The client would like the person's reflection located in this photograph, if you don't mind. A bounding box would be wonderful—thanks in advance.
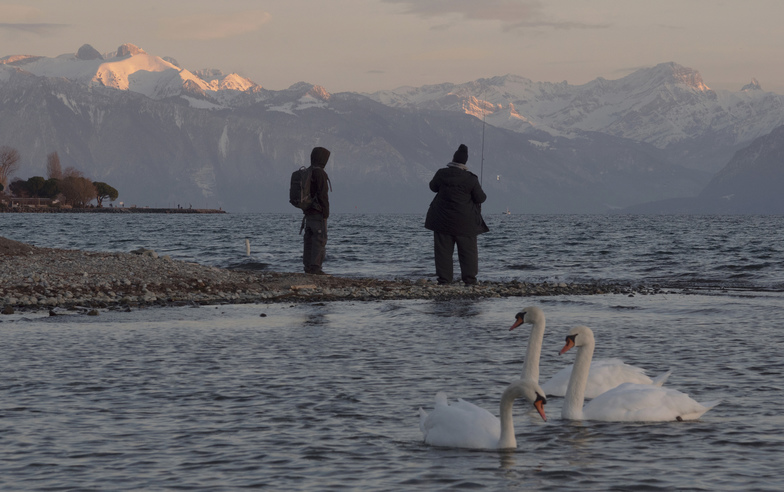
[430,300,483,318]
[303,311,328,327]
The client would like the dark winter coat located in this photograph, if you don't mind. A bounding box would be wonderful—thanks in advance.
[425,165,489,237]
[305,147,331,219]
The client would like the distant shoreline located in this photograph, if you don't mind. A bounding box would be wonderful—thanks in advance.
[0,207,226,214]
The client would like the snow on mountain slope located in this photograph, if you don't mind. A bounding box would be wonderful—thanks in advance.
[0,63,15,83]
[0,44,260,107]
[194,69,256,92]
[367,62,784,153]
[0,46,745,213]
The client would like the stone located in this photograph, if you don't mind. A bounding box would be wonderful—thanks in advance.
[76,44,103,61]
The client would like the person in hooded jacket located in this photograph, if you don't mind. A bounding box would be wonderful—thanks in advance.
[303,146,331,275]
[425,144,489,285]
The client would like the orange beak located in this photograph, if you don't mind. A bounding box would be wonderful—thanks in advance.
[509,317,524,331]
[534,397,547,421]
[559,338,575,355]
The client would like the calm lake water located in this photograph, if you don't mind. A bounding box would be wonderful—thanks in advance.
[1,213,783,490]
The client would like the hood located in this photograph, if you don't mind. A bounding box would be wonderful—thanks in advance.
[311,147,330,168]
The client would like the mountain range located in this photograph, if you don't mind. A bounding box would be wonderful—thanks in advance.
[1,43,782,214]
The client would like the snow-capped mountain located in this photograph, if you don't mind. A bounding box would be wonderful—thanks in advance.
[368,63,784,173]
[1,43,261,108]
[0,44,781,213]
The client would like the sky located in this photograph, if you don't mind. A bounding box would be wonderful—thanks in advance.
[2,0,784,94]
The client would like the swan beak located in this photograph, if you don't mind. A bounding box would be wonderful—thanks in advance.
[534,396,547,421]
[559,338,575,355]
[509,317,524,331]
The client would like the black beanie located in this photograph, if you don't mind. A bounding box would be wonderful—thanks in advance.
[452,144,468,164]
[311,147,331,167]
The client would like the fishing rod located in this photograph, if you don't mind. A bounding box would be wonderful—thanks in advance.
[480,109,486,185]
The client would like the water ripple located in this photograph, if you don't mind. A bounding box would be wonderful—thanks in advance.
[2,213,784,290]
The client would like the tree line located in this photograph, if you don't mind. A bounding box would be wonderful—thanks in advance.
[0,146,118,208]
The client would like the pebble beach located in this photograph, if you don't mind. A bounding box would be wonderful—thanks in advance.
[1,236,668,315]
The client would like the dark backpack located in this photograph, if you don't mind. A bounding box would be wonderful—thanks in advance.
[289,166,315,210]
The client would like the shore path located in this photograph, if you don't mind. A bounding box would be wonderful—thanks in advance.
[1,236,661,314]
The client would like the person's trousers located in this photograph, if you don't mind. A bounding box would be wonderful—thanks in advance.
[303,215,327,272]
[433,232,478,284]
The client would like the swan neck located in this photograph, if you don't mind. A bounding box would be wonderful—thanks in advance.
[521,319,545,383]
[497,386,518,449]
[562,339,594,420]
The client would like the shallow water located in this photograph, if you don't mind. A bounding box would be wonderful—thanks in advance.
[2,213,784,290]
[2,292,782,491]
[2,213,782,489]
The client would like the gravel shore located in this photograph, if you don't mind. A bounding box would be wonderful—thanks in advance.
[1,236,666,315]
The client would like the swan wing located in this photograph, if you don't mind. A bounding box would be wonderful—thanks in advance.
[583,383,718,422]
[543,359,656,398]
[420,395,500,449]
[651,370,672,387]
[540,365,573,397]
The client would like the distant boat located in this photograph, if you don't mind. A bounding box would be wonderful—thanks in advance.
[503,208,511,215]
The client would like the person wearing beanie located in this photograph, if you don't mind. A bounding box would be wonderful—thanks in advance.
[302,146,332,275]
[424,143,489,285]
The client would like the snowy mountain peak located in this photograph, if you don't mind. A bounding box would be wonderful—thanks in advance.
[308,85,331,101]
[287,81,315,92]
[0,54,43,65]
[635,62,711,92]
[0,43,261,108]
[741,78,762,91]
[365,61,784,155]
[193,69,257,92]
[116,43,146,57]
[194,69,227,83]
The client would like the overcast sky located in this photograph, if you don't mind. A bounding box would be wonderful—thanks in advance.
[2,0,783,93]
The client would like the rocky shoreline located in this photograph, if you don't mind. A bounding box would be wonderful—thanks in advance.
[0,207,225,214]
[1,236,669,315]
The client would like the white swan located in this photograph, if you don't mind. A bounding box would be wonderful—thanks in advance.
[419,379,547,449]
[541,359,671,399]
[559,325,720,421]
[510,307,671,398]
[509,306,547,383]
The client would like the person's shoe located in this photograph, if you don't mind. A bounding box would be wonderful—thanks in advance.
[310,269,328,276]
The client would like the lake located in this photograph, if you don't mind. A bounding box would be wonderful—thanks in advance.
[1,213,782,490]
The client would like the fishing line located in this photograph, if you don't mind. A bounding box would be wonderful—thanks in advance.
[480,110,486,185]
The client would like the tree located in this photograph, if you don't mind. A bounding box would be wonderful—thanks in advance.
[41,178,60,199]
[8,178,28,197]
[7,176,52,198]
[0,146,21,190]
[46,152,63,180]
[60,175,96,207]
[93,181,119,207]
[63,166,83,179]
[26,176,47,197]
